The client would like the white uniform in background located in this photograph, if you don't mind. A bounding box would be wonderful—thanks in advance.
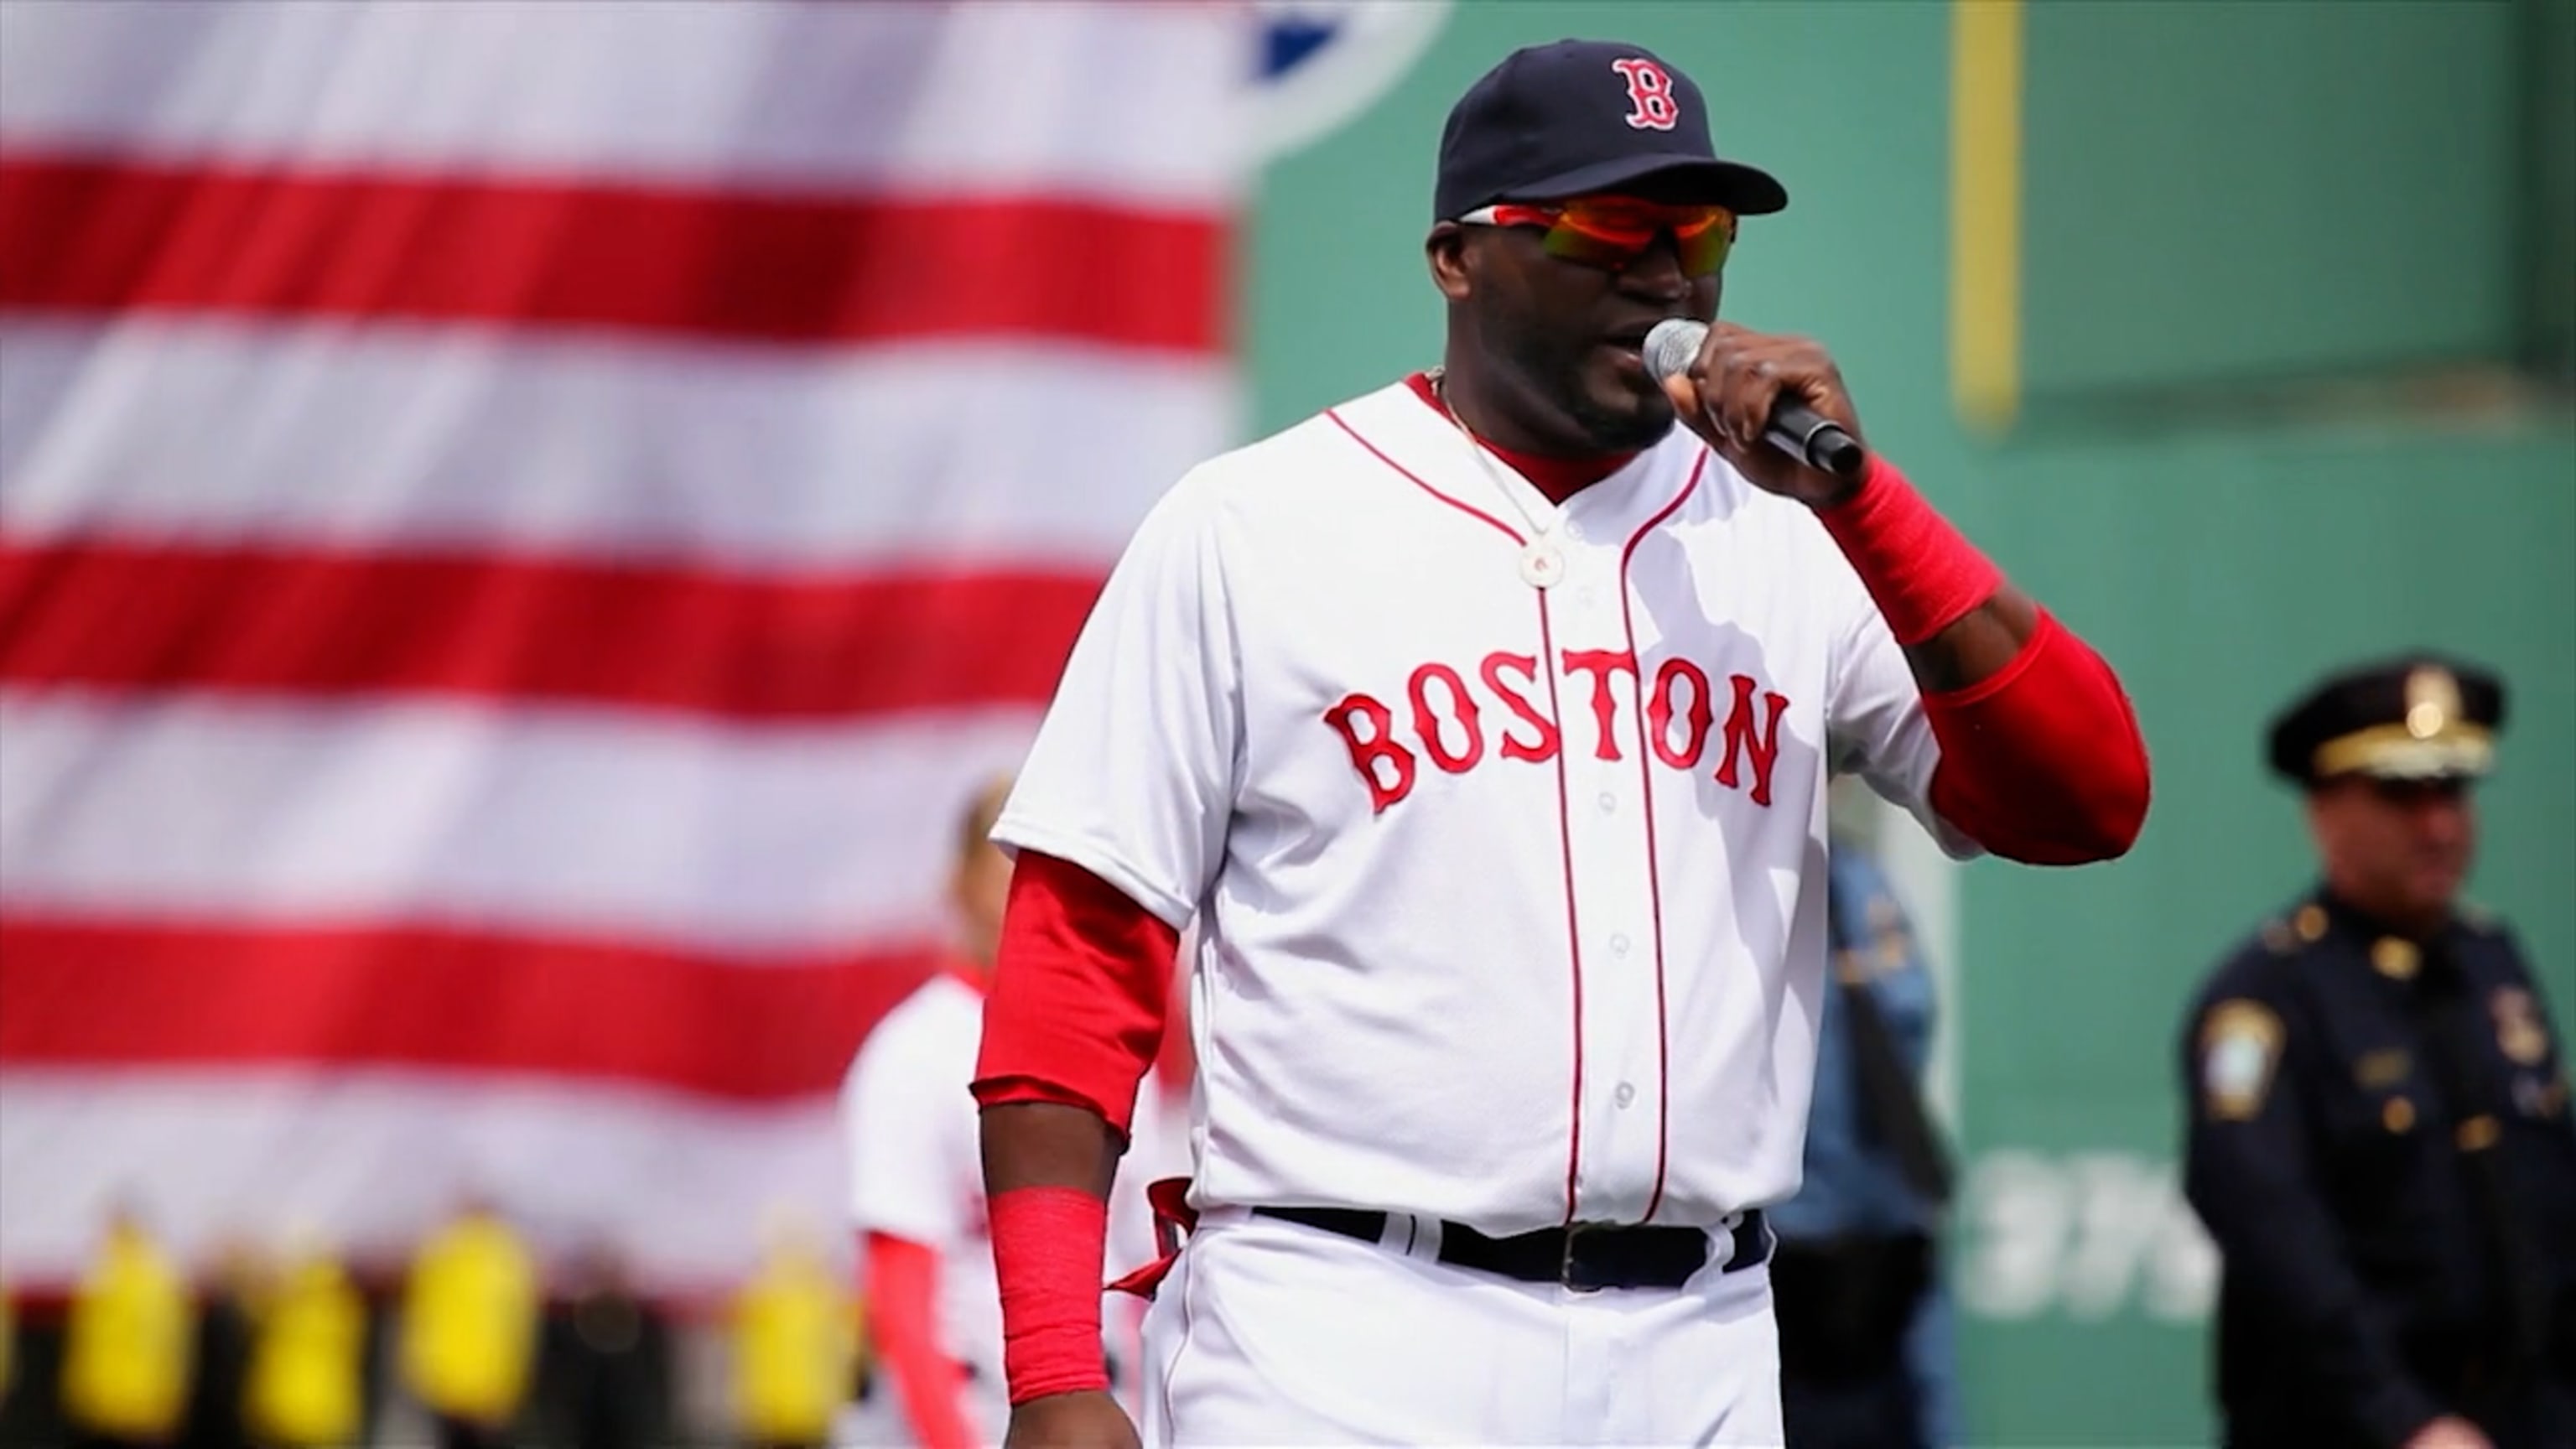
[839,969,1177,1445]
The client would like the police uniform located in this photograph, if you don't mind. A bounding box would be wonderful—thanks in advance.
[1770,842,1960,1449]
[2179,657,2576,1449]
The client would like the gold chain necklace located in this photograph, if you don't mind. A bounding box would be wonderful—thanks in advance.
[1429,368,1566,590]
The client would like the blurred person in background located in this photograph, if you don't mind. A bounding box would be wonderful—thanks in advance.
[181,1236,266,1449]
[2181,656,2576,1449]
[242,1230,366,1449]
[837,776,1169,1447]
[537,1242,671,1449]
[1769,780,1959,1449]
[730,1209,856,1449]
[399,1195,540,1449]
[61,1202,195,1449]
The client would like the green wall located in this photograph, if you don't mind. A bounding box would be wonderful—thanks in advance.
[1248,2,2575,1444]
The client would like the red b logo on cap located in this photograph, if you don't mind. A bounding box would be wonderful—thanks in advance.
[1612,58,1679,131]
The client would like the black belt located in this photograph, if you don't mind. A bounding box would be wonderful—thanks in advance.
[1252,1206,1768,1291]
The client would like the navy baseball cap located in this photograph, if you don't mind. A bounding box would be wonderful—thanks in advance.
[1433,39,1789,222]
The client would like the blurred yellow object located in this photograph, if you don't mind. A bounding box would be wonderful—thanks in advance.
[248,1250,368,1448]
[62,1215,196,1441]
[400,1208,539,1428]
[730,1230,855,1446]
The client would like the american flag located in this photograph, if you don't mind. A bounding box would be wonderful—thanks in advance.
[0,0,1241,1296]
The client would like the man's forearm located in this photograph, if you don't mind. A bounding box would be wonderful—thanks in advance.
[1900,584,2038,694]
[981,1101,1124,1405]
[982,1100,1123,1198]
[1815,460,2148,862]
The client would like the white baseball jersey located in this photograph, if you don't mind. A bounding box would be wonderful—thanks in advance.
[844,971,1009,1392]
[840,969,1173,1429]
[994,377,1978,1238]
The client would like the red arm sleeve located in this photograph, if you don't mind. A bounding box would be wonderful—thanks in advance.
[970,850,1179,1137]
[863,1233,979,1449]
[1922,609,2152,865]
[1812,455,2150,865]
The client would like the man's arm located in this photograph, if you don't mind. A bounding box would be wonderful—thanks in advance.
[860,1233,979,1449]
[2179,974,2454,1449]
[973,851,1178,1448]
[1665,329,2151,864]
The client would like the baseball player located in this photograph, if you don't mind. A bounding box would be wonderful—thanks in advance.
[839,776,1170,1448]
[969,39,2153,1448]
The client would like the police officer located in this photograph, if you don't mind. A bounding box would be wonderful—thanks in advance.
[2179,654,2576,1449]
[1770,803,1961,1449]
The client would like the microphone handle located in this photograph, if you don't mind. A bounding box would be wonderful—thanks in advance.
[1763,399,1868,480]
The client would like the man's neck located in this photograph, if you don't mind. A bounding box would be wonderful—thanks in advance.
[2321,877,2449,943]
[1412,369,1637,506]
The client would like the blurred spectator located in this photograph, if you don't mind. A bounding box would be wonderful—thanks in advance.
[1770,800,1960,1449]
[2181,657,2576,1449]
[180,1238,264,1449]
[839,774,1018,1449]
[61,1202,195,1449]
[243,1233,367,1449]
[1,1274,15,1415]
[537,1243,672,1449]
[729,1212,856,1449]
[837,775,1174,1446]
[399,1197,539,1449]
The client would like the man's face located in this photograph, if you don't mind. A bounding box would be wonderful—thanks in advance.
[1443,183,1726,453]
[2305,774,2478,925]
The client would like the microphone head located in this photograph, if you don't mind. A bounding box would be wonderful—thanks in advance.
[1642,318,1706,385]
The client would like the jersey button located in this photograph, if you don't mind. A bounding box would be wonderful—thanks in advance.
[1614,1083,1636,1108]
[1596,791,1616,814]
[1611,933,1631,956]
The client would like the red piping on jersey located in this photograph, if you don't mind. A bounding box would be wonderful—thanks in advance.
[1615,451,1708,1225]
[1535,594,1587,1229]
[1327,408,1526,545]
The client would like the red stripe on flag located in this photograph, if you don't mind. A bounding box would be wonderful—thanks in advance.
[0,540,1102,719]
[0,915,943,1100]
[0,150,1226,351]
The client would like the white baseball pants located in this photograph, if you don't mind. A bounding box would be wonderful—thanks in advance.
[1138,1208,1786,1447]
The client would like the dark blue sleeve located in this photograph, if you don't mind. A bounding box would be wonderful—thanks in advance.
[2178,954,2446,1449]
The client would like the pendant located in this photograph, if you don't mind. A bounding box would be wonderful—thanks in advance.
[1518,538,1566,589]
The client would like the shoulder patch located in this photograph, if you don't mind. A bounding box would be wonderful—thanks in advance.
[2201,999,2285,1120]
[2493,986,2551,1067]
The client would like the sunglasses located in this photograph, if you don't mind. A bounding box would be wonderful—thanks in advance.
[1457,197,1738,277]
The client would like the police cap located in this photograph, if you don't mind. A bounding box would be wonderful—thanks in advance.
[2265,653,2507,787]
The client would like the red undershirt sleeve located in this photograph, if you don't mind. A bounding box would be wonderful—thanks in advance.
[862,1232,978,1449]
[970,849,1179,1135]
[1818,457,2151,865]
[1920,608,2151,864]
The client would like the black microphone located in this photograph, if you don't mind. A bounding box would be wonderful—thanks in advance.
[1642,319,1868,479]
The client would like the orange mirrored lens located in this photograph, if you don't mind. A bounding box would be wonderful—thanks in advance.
[1534,200,1736,276]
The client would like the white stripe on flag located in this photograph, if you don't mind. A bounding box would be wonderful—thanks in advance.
[0,321,1230,568]
[0,692,1041,956]
[0,0,1246,206]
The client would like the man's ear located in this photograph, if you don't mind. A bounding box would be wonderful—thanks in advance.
[1426,222,1473,302]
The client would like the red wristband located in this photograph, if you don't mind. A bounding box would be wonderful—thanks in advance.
[989,1186,1110,1404]
[1815,455,2005,646]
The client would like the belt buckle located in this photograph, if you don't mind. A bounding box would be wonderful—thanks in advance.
[1560,1221,1606,1293]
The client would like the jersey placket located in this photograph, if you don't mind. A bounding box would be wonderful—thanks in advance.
[1545,503,1667,1227]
